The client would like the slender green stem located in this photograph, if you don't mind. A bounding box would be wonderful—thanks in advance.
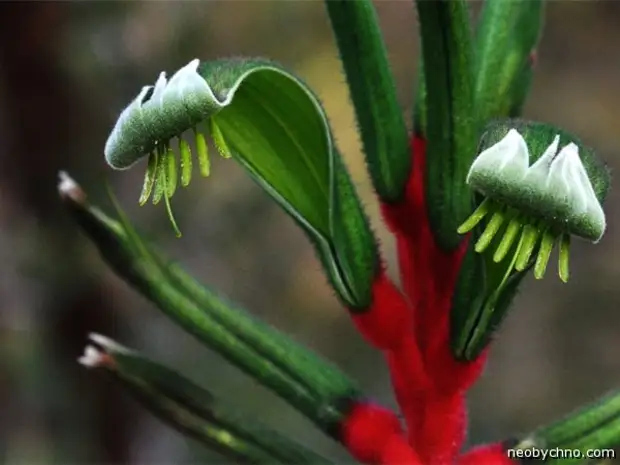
[416,0,477,249]
[324,0,410,202]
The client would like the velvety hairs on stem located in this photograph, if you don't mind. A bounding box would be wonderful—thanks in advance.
[61,1,618,464]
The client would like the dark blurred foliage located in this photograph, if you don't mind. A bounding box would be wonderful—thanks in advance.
[0,1,619,463]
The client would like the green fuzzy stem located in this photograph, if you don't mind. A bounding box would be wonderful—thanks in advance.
[416,0,478,250]
[324,0,410,202]
[413,58,427,137]
[474,0,545,120]
[518,389,620,465]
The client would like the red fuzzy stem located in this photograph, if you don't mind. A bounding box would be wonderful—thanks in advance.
[387,335,430,441]
[414,391,467,465]
[351,269,414,350]
[351,269,431,440]
[459,443,515,465]
[341,401,421,465]
[381,433,424,465]
[347,134,492,464]
[378,135,489,463]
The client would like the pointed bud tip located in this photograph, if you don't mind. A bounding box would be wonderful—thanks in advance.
[58,171,87,204]
[78,345,110,368]
[88,332,131,354]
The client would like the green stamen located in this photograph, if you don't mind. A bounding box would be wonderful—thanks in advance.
[165,146,177,198]
[210,118,232,159]
[534,230,556,280]
[179,138,192,187]
[475,209,506,253]
[559,234,571,282]
[515,223,541,271]
[139,151,158,205]
[494,215,522,263]
[152,146,167,205]
[457,198,493,234]
[195,129,210,177]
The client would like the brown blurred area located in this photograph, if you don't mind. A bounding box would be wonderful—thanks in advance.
[0,1,619,463]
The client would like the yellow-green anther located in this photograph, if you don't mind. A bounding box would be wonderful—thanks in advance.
[494,215,522,263]
[179,138,192,187]
[475,209,505,253]
[139,151,158,205]
[152,147,167,205]
[457,198,493,234]
[515,223,541,271]
[559,234,571,283]
[534,230,556,279]
[165,146,177,198]
[210,118,232,159]
[195,130,210,177]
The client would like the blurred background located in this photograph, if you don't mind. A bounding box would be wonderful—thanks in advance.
[1,1,620,463]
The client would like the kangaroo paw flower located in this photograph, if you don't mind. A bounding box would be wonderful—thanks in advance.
[458,121,610,282]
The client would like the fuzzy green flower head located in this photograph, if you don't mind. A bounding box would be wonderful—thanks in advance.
[104,59,234,237]
[458,120,610,282]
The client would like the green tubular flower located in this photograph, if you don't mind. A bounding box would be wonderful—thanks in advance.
[458,120,610,282]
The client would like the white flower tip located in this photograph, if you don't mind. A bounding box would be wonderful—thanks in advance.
[505,128,522,140]
[58,171,86,204]
[500,129,529,152]
[562,142,580,158]
[545,135,561,159]
[151,72,168,101]
[78,345,105,368]
[88,333,130,354]
[468,129,529,184]
[172,59,200,81]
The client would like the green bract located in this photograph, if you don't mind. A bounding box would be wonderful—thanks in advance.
[104,58,379,309]
[458,120,610,283]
